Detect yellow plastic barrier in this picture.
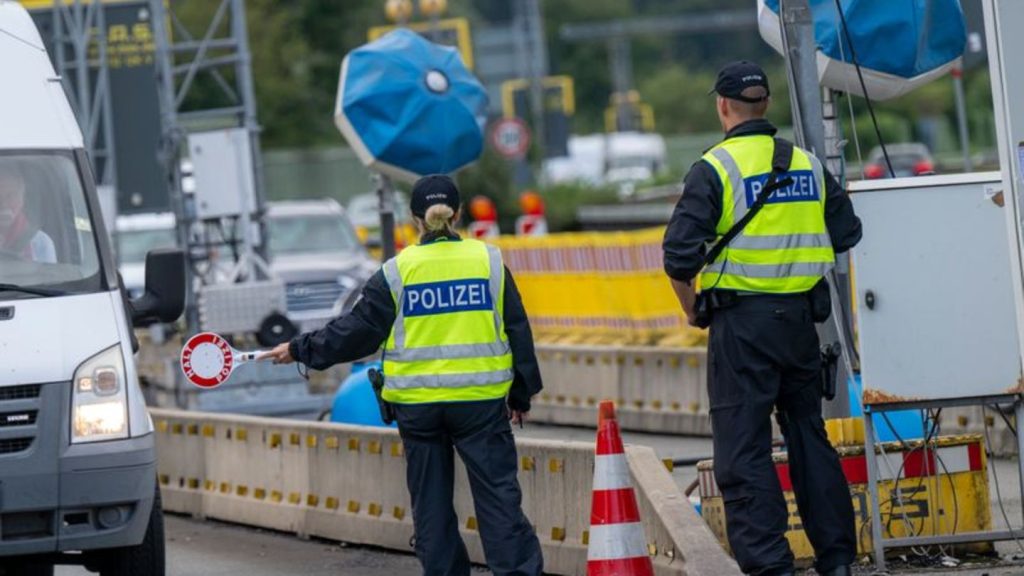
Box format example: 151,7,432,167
490,228,705,347
697,434,992,563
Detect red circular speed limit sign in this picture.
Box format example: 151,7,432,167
490,118,530,159
180,332,236,388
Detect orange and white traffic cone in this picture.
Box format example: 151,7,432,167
587,401,654,576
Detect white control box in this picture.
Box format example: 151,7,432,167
850,173,1021,403
188,128,257,220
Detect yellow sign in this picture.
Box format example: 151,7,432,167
368,17,473,70
699,437,993,562
21,0,158,69
20,0,142,8
99,21,155,69
604,90,655,132
500,75,576,120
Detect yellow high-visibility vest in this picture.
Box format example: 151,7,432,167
699,134,835,294
381,238,513,404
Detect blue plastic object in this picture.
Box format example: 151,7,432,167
763,0,965,79
847,374,923,443
334,28,489,183
330,361,397,428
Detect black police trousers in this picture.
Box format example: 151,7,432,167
392,398,543,576
708,294,856,575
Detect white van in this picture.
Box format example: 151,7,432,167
0,3,183,574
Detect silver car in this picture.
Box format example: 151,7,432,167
266,199,378,332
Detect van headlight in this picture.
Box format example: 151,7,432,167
71,345,128,443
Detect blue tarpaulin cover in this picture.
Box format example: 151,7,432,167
334,29,488,182
764,0,965,78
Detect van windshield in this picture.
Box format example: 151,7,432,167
0,153,104,297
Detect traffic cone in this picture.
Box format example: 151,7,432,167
587,401,654,576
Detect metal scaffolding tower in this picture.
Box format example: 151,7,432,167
148,0,271,336
50,0,117,192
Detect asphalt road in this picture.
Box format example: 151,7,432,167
55,422,1024,575
56,514,422,576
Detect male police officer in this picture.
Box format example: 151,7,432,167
663,61,862,576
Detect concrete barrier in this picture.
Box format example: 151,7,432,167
533,345,711,436
151,409,739,576
531,345,1023,453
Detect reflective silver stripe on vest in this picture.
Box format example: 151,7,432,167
382,257,405,348
385,341,511,362
709,148,746,224
384,368,514,390
485,244,504,340
728,233,832,251
703,260,834,279
809,154,824,197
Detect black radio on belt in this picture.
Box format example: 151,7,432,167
368,368,395,425
693,290,739,328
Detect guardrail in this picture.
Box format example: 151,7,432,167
151,409,739,576
529,344,1024,453
531,345,711,436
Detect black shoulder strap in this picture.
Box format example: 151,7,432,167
703,138,796,267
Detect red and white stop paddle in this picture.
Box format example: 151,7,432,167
180,332,268,388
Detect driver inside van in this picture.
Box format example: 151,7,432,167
0,168,57,264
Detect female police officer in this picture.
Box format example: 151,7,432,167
262,174,544,576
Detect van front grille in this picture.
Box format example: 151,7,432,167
0,438,33,454
0,410,36,427
0,385,40,401
0,383,43,456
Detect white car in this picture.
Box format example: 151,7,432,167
115,212,178,299
115,200,375,333
266,199,378,332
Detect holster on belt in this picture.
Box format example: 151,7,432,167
819,342,841,401
368,368,396,425
693,290,740,328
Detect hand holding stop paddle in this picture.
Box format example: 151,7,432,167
179,332,274,388
260,342,294,365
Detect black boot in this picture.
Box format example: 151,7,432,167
818,565,852,576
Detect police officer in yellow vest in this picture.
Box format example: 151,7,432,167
663,62,862,576
263,175,544,576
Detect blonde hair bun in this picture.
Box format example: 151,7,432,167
424,203,456,232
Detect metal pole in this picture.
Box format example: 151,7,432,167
952,66,973,173
72,2,91,148
781,0,825,156
823,87,857,409
94,2,117,191
511,0,534,186
524,0,546,159
863,408,886,571
377,174,397,261
822,89,844,176
230,0,269,272
608,37,635,132
150,0,197,342
1015,399,1024,528
782,0,850,417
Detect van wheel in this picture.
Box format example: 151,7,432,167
100,486,166,576
3,562,53,576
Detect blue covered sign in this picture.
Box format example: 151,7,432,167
759,0,966,100
334,29,489,182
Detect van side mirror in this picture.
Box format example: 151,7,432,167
130,248,185,327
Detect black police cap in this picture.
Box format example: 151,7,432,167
410,174,461,218
710,60,771,103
